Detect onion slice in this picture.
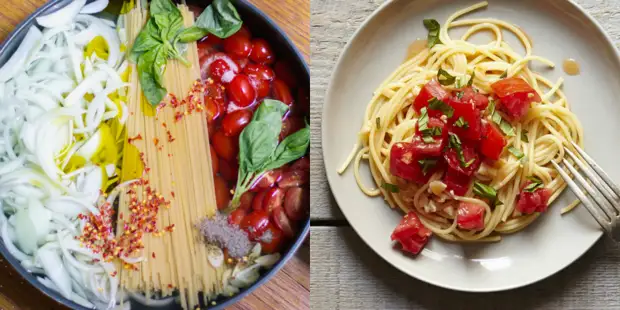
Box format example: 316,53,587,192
80,0,109,14
36,0,87,28
0,26,42,82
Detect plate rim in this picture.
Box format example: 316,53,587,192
321,0,610,293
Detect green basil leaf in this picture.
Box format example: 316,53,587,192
521,130,529,143
253,99,289,122
437,69,455,86
454,117,469,129
129,19,162,63
177,26,208,43
508,146,524,159
261,127,310,172
455,91,464,99
527,176,543,183
428,98,454,118
448,133,473,168
150,0,178,15
153,13,183,43
422,135,435,144
467,71,475,87
423,19,441,48
138,46,167,106
473,182,498,201
417,107,429,132
382,182,400,193
152,44,168,87
524,176,544,192
499,70,508,79
499,120,515,136
491,111,502,124
195,0,243,39
376,117,381,129
239,121,280,172
418,159,438,175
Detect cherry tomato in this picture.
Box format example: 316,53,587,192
214,175,231,210
263,188,285,213
200,53,239,83
274,60,298,90
279,169,309,188
249,39,275,64
228,208,247,226
205,97,221,124
273,206,295,238
259,223,283,254
284,187,308,221
244,63,275,81
249,77,271,99
218,159,239,182
297,88,310,116
204,80,225,102
272,79,294,105
197,38,219,60
223,31,252,58
252,190,268,212
200,34,223,46
251,169,283,192
227,74,256,107
208,59,232,83
221,109,253,137
240,210,270,240
212,131,238,161
209,145,219,174
236,25,251,39
291,157,310,171
238,191,255,211
280,116,305,140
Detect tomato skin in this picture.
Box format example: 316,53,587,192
279,157,310,188
490,77,541,120
238,191,255,211
443,143,481,177
273,206,295,238
442,170,472,196
248,76,271,99
236,25,251,39
479,122,507,160
389,142,434,184
227,74,257,107
456,202,485,231
252,190,268,212
280,116,305,140
274,60,298,90
221,109,253,137
218,159,239,182
209,145,219,174
212,131,239,162
200,53,239,83
283,187,308,221
244,63,275,81
251,169,283,192
249,39,275,64
391,212,432,255
228,209,247,226
240,210,270,240
457,87,489,110
259,223,283,254
223,31,252,58
412,117,448,157
272,79,294,106
413,79,450,115
517,186,552,214
263,188,285,213
214,175,231,210
208,59,232,83
205,97,221,124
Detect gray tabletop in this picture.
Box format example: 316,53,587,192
309,0,620,309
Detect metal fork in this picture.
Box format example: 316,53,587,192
551,141,620,241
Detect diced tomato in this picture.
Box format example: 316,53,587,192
490,77,541,120
443,143,481,176
228,209,247,226
240,210,270,240
263,188,285,213
391,212,432,255
479,122,507,160
516,186,552,214
457,87,489,110
448,98,482,141
389,142,437,184
456,202,485,231
412,117,448,156
259,223,283,254
442,170,471,196
413,79,450,115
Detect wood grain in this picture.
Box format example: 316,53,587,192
0,1,309,309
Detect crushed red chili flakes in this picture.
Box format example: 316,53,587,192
153,138,159,147
152,252,156,259
171,191,175,198
128,134,143,144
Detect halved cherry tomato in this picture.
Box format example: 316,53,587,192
259,223,283,254
197,36,219,60
456,202,485,231
263,188,285,213
516,185,552,214
238,191,255,211
252,190,268,212
248,77,271,99
251,169,283,192
249,39,275,64
297,88,310,116
209,145,219,174
218,159,239,182
212,131,238,162
290,157,310,172
442,170,471,196
214,175,231,210
273,206,295,238
221,109,253,137
272,79,294,106
280,116,305,140
227,74,256,107
279,169,309,188
244,63,275,81
204,80,226,102
228,208,247,226
236,25,251,39
479,122,506,160
413,79,450,114
490,77,541,120
274,60,298,90
223,31,252,58
389,142,437,184
444,143,481,176
200,53,239,83
391,212,432,255
205,97,221,124
240,210,270,240
284,187,308,221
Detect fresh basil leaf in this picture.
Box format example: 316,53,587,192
524,177,544,193
261,127,310,172
376,117,381,129
138,46,167,106
195,0,243,39
527,176,543,183
150,0,178,15
152,44,168,87
448,133,473,168
418,159,438,175
491,111,502,124
456,91,464,99
437,69,455,86
129,19,161,63
521,130,529,143
499,120,515,136
239,121,280,172
177,26,208,43
499,70,508,79
417,107,429,132
422,135,435,144
467,71,475,86
454,117,469,129
473,182,501,206
508,146,524,159
428,98,454,118
253,99,289,121
487,98,496,115
423,19,441,48
153,13,183,43
382,182,400,193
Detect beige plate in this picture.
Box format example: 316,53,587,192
322,0,620,292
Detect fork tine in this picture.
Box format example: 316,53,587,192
569,140,620,200
564,148,620,215
561,158,617,221
551,160,612,233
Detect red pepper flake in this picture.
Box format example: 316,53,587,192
128,134,143,144
110,271,118,277
164,224,175,233
171,191,175,198
168,284,173,289
175,111,184,122
152,252,156,259
119,213,124,220
153,138,159,146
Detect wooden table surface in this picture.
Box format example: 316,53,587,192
0,0,309,309
310,0,620,309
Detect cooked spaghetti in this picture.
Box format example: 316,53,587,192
339,1,584,244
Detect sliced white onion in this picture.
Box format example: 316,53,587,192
36,0,87,28
80,0,109,14
0,26,42,82
37,245,72,298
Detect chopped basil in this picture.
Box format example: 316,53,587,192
454,117,469,129
418,108,429,132
422,135,436,144
428,98,454,118
421,126,442,144
467,71,475,86
487,98,496,115
487,99,515,136
448,133,473,168
437,69,456,86
524,176,544,192
499,70,508,79
521,130,529,143
491,111,502,124
508,146,524,159
456,91,464,99
376,117,381,129
473,182,503,206
382,182,400,193
418,159,438,175
423,19,442,48
499,120,516,136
